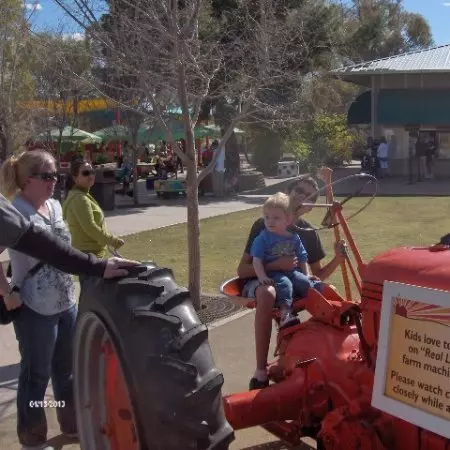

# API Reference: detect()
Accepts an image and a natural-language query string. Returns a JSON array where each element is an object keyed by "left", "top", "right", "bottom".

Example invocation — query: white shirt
[
  {"left": 215, "top": 146, "right": 225, "bottom": 172},
  {"left": 9, "top": 196, "right": 77, "bottom": 315},
  {"left": 377, "top": 142, "right": 388, "bottom": 158}
]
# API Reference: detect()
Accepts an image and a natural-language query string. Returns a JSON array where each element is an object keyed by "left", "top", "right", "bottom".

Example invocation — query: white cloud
[
  {"left": 62, "top": 33, "right": 85, "bottom": 41},
  {"left": 25, "top": 2, "right": 43, "bottom": 11},
  {"left": 443, "top": 2, "right": 450, "bottom": 6}
]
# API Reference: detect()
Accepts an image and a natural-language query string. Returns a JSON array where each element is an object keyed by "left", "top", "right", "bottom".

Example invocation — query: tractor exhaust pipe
[{"left": 223, "top": 373, "right": 306, "bottom": 430}]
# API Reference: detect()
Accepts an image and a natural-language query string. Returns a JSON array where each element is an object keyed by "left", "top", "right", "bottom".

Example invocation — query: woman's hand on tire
[
  {"left": 103, "top": 257, "right": 139, "bottom": 279},
  {"left": 115, "top": 239, "right": 125, "bottom": 249}
]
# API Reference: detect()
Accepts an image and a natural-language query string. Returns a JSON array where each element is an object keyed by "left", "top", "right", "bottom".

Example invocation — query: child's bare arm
[
  {"left": 253, "top": 257, "right": 273, "bottom": 285},
  {"left": 298, "top": 261, "right": 311, "bottom": 277}
]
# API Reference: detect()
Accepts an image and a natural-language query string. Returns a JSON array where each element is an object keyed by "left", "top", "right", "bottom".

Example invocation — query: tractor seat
[
  {"left": 220, "top": 277, "right": 347, "bottom": 318},
  {"left": 220, "top": 277, "right": 307, "bottom": 314}
]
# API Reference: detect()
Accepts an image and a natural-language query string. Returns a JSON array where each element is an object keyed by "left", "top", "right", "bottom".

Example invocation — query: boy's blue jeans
[
  {"left": 267, "top": 270, "right": 324, "bottom": 308},
  {"left": 13, "top": 304, "right": 78, "bottom": 446}
]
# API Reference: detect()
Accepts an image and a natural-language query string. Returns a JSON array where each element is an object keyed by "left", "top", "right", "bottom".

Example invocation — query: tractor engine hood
[{"left": 363, "top": 245, "right": 450, "bottom": 292}]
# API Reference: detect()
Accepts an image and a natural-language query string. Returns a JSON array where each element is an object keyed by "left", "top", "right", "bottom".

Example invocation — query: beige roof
[{"left": 333, "top": 44, "right": 450, "bottom": 76}]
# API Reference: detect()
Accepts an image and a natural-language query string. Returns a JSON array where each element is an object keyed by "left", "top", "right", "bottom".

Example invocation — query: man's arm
[
  {"left": 0, "top": 194, "right": 30, "bottom": 248},
  {"left": 12, "top": 223, "right": 107, "bottom": 277},
  {"left": 309, "top": 241, "right": 344, "bottom": 280},
  {"left": 2, "top": 193, "right": 136, "bottom": 278},
  {"left": 298, "top": 261, "right": 311, "bottom": 277}
]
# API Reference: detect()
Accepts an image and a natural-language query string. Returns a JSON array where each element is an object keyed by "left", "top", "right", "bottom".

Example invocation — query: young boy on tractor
[{"left": 250, "top": 192, "right": 324, "bottom": 329}]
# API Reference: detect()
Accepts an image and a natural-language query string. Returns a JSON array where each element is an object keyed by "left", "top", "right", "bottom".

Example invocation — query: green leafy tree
[
  {"left": 284, "top": 113, "right": 363, "bottom": 169},
  {"left": 0, "top": 0, "right": 35, "bottom": 160},
  {"left": 343, "top": 0, "right": 433, "bottom": 62}
]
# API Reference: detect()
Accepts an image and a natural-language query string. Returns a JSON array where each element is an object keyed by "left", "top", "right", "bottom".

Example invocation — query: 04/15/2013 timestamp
[{"left": 29, "top": 400, "right": 66, "bottom": 408}]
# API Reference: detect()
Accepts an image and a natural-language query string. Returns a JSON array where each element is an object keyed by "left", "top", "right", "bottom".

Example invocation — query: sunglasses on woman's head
[
  {"left": 31, "top": 172, "right": 58, "bottom": 182},
  {"left": 291, "top": 185, "right": 317, "bottom": 199}
]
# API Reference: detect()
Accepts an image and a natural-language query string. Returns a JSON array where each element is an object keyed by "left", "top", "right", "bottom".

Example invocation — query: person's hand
[
  {"left": 273, "top": 256, "right": 298, "bottom": 271},
  {"left": 4, "top": 291, "right": 22, "bottom": 311},
  {"left": 259, "top": 276, "right": 274, "bottom": 286},
  {"left": 103, "top": 257, "right": 140, "bottom": 279},
  {"left": 316, "top": 166, "right": 333, "bottom": 182},
  {"left": 115, "top": 239, "right": 125, "bottom": 249},
  {"left": 308, "top": 275, "right": 321, "bottom": 282}
]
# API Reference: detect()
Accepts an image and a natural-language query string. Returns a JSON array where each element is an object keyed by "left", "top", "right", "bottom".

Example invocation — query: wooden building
[{"left": 333, "top": 44, "right": 450, "bottom": 176}]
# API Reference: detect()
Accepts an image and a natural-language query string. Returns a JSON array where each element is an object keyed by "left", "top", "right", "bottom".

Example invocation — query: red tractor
[{"left": 73, "top": 170, "right": 450, "bottom": 449}]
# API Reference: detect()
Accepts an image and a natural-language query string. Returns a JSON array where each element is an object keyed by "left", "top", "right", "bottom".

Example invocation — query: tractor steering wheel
[{"left": 292, "top": 173, "right": 378, "bottom": 233}]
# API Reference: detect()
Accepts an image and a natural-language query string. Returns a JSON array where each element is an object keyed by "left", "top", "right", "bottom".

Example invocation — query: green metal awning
[
  {"left": 347, "top": 91, "right": 371, "bottom": 125},
  {"left": 347, "top": 89, "right": 450, "bottom": 126}
]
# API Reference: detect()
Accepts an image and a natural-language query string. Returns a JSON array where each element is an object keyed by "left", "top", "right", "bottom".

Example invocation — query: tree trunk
[
  {"left": 175, "top": 32, "right": 202, "bottom": 309},
  {"left": 132, "top": 140, "right": 139, "bottom": 206},
  {"left": 185, "top": 160, "right": 201, "bottom": 310},
  {"left": 0, "top": 128, "right": 8, "bottom": 163},
  {"left": 0, "top": 117, "right": 13, "bottom": 162}
]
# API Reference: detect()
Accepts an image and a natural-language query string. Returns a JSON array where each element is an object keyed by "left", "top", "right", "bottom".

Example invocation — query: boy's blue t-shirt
[{"left": 250, "top": 229, "right": 308, "bottom": 264}]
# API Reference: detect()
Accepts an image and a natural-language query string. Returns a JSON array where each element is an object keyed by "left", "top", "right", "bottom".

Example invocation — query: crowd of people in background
[
  {"left": 360, "top": 133, "right": 438, "bottom": 182},
  {"left": 361, "top": 136, "right": 391, "bottom": 179}
]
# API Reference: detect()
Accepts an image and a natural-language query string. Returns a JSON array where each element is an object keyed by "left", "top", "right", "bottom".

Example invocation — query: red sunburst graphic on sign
[{"left": 393, "top": 297, "right": 450, "bottom": 327}]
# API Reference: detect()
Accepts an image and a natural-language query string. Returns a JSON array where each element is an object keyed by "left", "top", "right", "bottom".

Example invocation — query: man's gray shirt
[{"left": 0, "top": 193, "right": 30, "bottom": 248}]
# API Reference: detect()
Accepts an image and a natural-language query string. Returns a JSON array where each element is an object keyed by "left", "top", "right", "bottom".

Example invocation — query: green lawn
[{"left": 119, "top": 197, "right": 450, "bottom": 294}]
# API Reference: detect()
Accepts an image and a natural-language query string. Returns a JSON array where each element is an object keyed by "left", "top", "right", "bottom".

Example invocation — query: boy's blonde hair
[
  {"left": 263, "top": 192, "right": 291, "bottom": 214},
  {"left": 0, "top": 150, "right": 55, "bottom": 199}
]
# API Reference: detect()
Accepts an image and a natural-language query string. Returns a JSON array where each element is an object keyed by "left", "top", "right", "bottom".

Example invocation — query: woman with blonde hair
[{"left": 0, "top": 150, "right": 77, "bottom": 450}]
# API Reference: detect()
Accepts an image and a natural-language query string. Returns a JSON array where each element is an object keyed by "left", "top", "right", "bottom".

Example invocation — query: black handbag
[{"left": 0, "top": 262, "right": 44, "bottom": 325}]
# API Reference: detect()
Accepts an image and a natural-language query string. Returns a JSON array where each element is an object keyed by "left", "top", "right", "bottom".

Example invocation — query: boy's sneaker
[
  {"left": 280, "top": 312, "right": 300, "bottom": 329},
  {"left": 21, "top": 445, "right": 55, "bottom": 450},
  {"left": 249, "top": 377, "right": 269, "bottom": 390}
]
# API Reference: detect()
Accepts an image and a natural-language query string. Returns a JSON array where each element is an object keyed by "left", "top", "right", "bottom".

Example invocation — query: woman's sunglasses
[
  {"left": 291, "top": 185, "right": 318, "bottom": 200},
  {"left": 31, "top": 172, "right": 58, "bottom": 182},
  {"left": 81, "top": 169, "right": 94, "bottom": 177}
]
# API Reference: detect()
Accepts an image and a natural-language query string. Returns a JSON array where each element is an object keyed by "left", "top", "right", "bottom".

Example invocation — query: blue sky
[
  {"left": 27, "top": 0, "right": 449, "bottom": 46},
  {"left": 403, "top": 0, "right": 449, "bottom": 46}
]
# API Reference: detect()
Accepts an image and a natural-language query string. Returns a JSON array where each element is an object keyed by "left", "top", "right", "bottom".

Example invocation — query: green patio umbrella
[
  {"left": 93, "top": 125, "right": 133, "bottom": 142},
  {"left": 141, "top": 123, "right": 223, "bottom": 143},
  {"left": 32, "top": 126, "right": 102, "bottom": 144},
  {"left": 93, "top": 124, "right": 154, "bottom": 144}
]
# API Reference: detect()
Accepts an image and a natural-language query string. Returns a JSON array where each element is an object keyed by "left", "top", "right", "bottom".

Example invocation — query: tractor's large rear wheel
[{"left": 73, "top": 263, "right": 234, "bottom": 450}]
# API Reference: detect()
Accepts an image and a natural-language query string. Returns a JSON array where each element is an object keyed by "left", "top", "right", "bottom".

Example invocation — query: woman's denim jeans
[{"left": 13, "top": 304, "right": 78, "bottom": 446}]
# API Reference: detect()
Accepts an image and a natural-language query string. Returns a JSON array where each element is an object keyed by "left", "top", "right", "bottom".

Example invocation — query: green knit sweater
[{"left": 62, "top": 187, "right": 121, "bottom": 259}]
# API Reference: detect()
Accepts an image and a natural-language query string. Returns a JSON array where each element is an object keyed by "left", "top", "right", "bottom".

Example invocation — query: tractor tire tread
[{"left": 75, "top": 266, "right": 234, "bottom": 450}]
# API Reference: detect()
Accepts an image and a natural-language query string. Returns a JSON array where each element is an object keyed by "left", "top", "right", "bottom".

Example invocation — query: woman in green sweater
[{"left": 63, "top": 159, "right": 124, "bottom": 259}]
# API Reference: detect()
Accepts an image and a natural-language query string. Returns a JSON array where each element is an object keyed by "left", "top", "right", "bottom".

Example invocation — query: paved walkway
[{"left": 0, "top": 311, "right": 314, "bottom": 450}]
